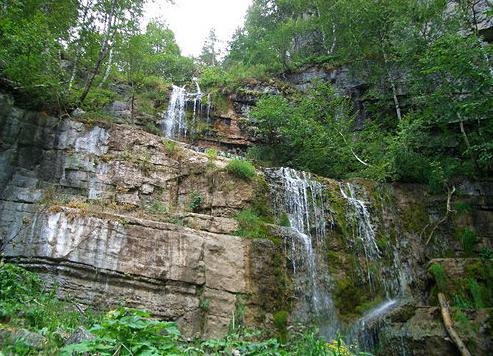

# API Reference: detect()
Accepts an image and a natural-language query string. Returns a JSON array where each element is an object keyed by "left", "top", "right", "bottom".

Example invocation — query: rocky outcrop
[
  {"left": 2, "top": 92, "right": 493, "bottom": 351},
  {"left": 0, "top": 92, "right": 283, "bottom": 338}
]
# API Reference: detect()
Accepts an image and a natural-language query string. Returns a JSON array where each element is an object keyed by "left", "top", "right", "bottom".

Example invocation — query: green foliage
[
  {"left": 468, "top": 278, "right": 484, "bottom": 309},
  {"left": 279, "top": 212, "right": 291, "bottom": 227},
  {"left": 0, "top": 263, "right": 99, "bottom": 354},
  {"left": 429, "top": 263, "right": 447, "bottom": 292},
  {"left": 452, "top": 310, "right": 470, "bottom": 334},
  {"left": 225, "top": 159, "right": 257, "bottom": 181},
  {"left": 164, "top": 140, "right": 177, "bottom": 156},
  {"left": 457, "top": 227, "right": 477, "bottom": 256},
  {"left": 146, "top": 201, "right": 167, "bottom": 215},
  {"left": 480, "top": 247, "right": 493, "bottom": 260},
  {"left": 234, "top": 209, "right": 272, "bottom": 240},
  {"left": 61, "top": 308, "right": 182, "bottom": 356},
  {"left": 273, "top": 311, "right": 289, "bottom": 344},
  {"left": 188, "top": 191, "right": 204, "bottom": 212},
  {"left": 452, "top": 293, "right": 474, "bottom": 309},
  {"left": 251, "top": 82, "right": 383, "bottom": 179},
  {"left": 206, "top": 148, "right": 218, "bottom": 161},
  {"left": 1, "top": 264, "right": 369, "bottom": 355}
]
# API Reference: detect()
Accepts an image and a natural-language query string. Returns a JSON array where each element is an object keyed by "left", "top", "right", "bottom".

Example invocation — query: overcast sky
[{"left": 144, "top": 0, "right": 252, "bottom": 57}]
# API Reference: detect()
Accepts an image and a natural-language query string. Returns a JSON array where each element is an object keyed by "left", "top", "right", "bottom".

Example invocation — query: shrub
[
  {"left": 163, "top": 140, "right": 178, "bottom": 157},
  {"left": 206, "top": 148, "right": 218, "bottom": 161},
  {"left": 61, "top": 308, "right": 182, "bottom": 355},
  {"left": 458, "top": 227, "right": 477, "bottom": 256},
  {"left": 188, "top": 191, "right": 204, "bottom": 212},
  {"left": 273, "top": 311, "right": 289, "bottom": 344},
  {"left": 429, "top": 263, "right": 447, "bottom": 292},
  {"left": 225, "top": 159, "right": 256, "bottom": 180}
]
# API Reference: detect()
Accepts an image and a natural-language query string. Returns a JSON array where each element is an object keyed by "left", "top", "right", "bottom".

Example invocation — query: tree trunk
[
  {"left": 69, "top": 0, "right": 93, "bottom": 91},
  {"left": 383, "top": 50, "right": 402, "bottom": 121},
  {"left": 79, "top": 0, "right": 117, "bottom": 105},
  {"left": 98, "top": 47, "right": 113, "bottom": 88},
  {"left": 438, "top": 293, "right": 472, "bottom": 356}
]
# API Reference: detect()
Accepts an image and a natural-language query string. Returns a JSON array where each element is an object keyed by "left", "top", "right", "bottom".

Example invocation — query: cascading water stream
[
  {"left": 340, "top": 182, "right": 413, "bottom": 353},
  {"left": 339, "top": 183, "right": 381, "bottom": 290},
  {"left": 265, "top": 167, "right": 339, "bottom": 338},
  {"left": 161, "top": 85, "right": 187, "bottom": 139},
  {"left": 160, "top": 81, "right": 211, "bottom": 139}
]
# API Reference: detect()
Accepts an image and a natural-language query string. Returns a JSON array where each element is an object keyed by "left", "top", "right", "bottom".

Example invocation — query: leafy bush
[
  {"left": 226, "top": 159, "right": 256, "bottom": 181},
  {"left": 206, "top": 148, "right": 218, "bottom": 161},
  {"left": 273, "top": 311, "right": 289, "bottom": 344},
  {"left": 458, "top": 227, "right": 477, "bottom": 256},
  {"left": 0, "top": 263, "right": 98, "bottom": 353},
  {"left": 429, "top": 263, "right": 447, "bottom": 292},
  {"left": 61, "top": 308, "right": 182, "bottom": 355},
  {"left": 188, "top": 191, "right": 204, "bottom": 212}
]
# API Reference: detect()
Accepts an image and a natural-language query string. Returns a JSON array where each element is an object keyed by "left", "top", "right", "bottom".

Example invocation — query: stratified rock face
[
  {"left": 5, "top": 209, "right": 262, "bottom": 339},
  {"left": 0, "top": 93, "right": 279, "bottom": 338},
  {"left": 2, "top": 92, "right": 493, "bottom": 351}
]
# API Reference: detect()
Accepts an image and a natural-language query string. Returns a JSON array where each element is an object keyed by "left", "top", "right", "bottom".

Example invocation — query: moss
[
  {"left": 333, "top": 277, "right": 373, "bottom": 323},
  {"left": 355, "top": 295, "right": 384, "bottom": 315},
  {"left": 279, "top": 212, "right": 290, "bottom": 227},
  {"left": 234, "top": 209, "right": 273, "bottom": 240},
  {"left": 251, "top": 175, "right": 274, "bottom": 223},
  {"left": 401, "top": 202, "right": 428, "bottom": 233}
]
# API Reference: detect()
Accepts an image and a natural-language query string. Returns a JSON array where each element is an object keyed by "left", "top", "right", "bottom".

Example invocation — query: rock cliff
[{"left": 1, "top": 92, "right": 492, "bottom": 354}]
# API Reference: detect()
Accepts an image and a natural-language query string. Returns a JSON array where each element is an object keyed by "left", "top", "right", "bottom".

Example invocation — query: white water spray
[{"left": 266, "top": 167, "right": 339, "bottom": 338}]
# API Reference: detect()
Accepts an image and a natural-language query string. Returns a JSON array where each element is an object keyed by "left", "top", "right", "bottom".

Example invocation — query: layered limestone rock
[
  {"left": 2, "top": 92, "right": 493, "bottom": 351},
  {"left": 0, "top": 93, "right": 281, "bottom": 338}
]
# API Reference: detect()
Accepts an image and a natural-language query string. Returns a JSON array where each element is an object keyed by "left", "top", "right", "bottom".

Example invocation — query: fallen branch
[{"left": 438, "top": 293, "right": 472, "bottom": 356}]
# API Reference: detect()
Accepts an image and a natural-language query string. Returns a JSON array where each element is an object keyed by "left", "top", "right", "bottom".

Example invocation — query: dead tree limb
[
  {"left": 438, "top": 293, "right": 472, "bottom": 356},
  {"left": 425, "top": 185, "right": 456, "bottom": 245}
]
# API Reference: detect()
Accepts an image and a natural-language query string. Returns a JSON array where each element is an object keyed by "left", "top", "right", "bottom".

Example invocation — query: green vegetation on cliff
[
  {"left": 226, "top": 0, "right": 493, "bottom": 187},
  {"left": 0, "top": 263, "right": 368, "bottom": 356}
]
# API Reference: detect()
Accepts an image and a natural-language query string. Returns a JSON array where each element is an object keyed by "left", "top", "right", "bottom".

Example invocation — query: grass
[
  {"left": 429, "top": 263, "right": 447, "bottom": 292},
  {"left": 225, "top": 159, "right": 256, "bottom": 181},
  {"left": 234, "top": 209, "right": 272, "bottom": 239}
]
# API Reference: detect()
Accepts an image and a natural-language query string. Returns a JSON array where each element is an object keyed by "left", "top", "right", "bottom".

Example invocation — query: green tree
[{"left": 200, "top": 28, "right": 220, "bottom": 67}]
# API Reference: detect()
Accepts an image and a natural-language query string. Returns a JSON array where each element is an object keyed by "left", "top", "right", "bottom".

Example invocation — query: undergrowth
[{"left": 0, "top": 263, "right": 370, "bottom": 355}]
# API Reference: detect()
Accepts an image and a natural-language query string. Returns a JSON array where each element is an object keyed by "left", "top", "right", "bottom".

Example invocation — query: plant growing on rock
[
  {"left": 225, "top": 159, "right": 256, "bottom": 181},
  {"left": 188, "top": 191, "right": 204, "bottom": 212},
  {"left": 429, "top": 263, "right": 447, "bottom": 292}
]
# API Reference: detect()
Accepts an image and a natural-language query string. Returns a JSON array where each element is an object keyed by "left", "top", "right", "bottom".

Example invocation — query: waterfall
[
  {"left": 340, "top": 182, "right": 413, "bottom": 353},
  {"left": 339, "top": 183, "right": 381, "bottom": 290},
  {"left": 339, "top": 182, "right": 411, "bottom": 297},
  {"left": 348, "top": 298, "right": 399, "bottom": 352},
  {"left": 265, "top": 167, "right": 339, "bottom": 338},
  {"left": 160, "top": 81, "right": 211, "bottom": 139},
  {"left": 161, "top": 85, "right": 187, "bottom": 139}
]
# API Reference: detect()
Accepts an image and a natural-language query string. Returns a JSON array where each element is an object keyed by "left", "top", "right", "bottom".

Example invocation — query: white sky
[{"left": 144, "top": 0, "right": 252, "bottom": 57}]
